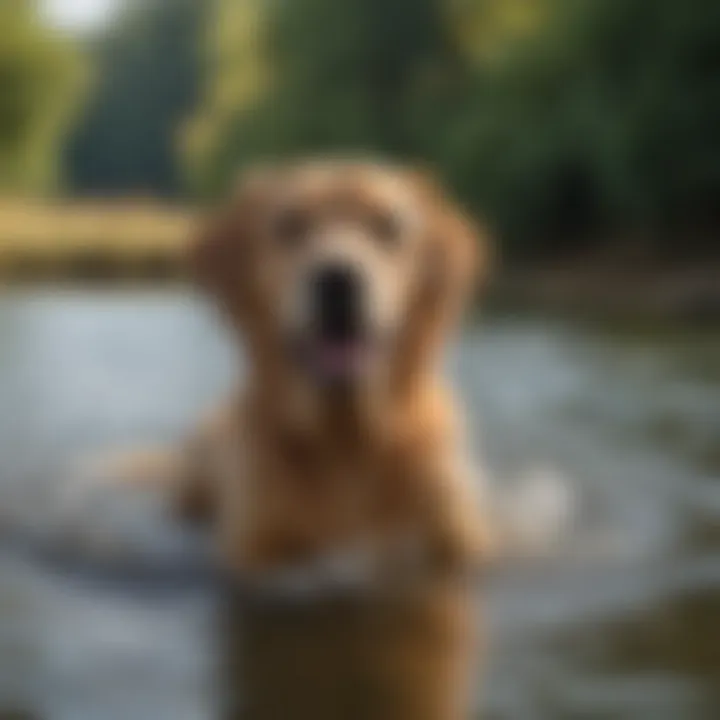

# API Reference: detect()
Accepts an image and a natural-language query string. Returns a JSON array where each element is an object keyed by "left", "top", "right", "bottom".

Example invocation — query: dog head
[{"left": 192, "top": 159, "right": 488, "bottom": 400}]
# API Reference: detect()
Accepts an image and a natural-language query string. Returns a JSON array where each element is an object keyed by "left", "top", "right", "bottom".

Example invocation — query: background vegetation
[
  {"left": 0, "top": 0, "right": 85, "bottom": 192},
  {"left": 0, "top": 0, "right": 718, "bottom": 269}
]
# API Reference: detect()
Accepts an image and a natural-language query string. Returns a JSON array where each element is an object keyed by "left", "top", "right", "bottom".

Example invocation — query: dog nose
[{"left": 312, "top": 264, "right": 363, "bottom": 341}]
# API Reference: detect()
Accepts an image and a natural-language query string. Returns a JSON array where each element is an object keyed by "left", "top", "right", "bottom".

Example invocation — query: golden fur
[
  {"left": 176, "top": 159, "right": 492, "bottom": 582},
  {"left": 84, "top": 159, "right": 493, "bottom": 719}
]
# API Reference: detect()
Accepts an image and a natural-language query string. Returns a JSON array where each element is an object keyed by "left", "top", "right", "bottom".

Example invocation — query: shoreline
[
  {"left": 487, "top": 265, "right": 720, "bottom": 326},
  {"left": 1, "top": 260, "right": 719, "bottom": 326}
]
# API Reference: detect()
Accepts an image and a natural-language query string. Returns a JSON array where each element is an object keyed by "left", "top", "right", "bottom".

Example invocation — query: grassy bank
[
  {"left": 0, "top": 199, "right": 193, "bottom": 281},
  {"left": 490, "top": 264, "right": 720, "bottom": 325},
  {"left": 1, "top": 199, "right": 718, "bottom": 324}
]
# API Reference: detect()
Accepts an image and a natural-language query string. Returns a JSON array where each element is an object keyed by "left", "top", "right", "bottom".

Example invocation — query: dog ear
[
  {"left": 425, "top": 182, "right": 489, "bottom": 323},
  {"left": 395, "top": 170, "right": 492, "bottom": 385},
  {"left": 189, "top": 204, "right": 239, "bottom": 297},
  {"left": 189, "top": 165, "right": 279, "bottom": 317}
]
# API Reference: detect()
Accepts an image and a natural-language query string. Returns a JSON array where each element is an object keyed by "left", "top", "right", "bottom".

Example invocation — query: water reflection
[
  {"left": 0, "top": 289, "right": 718, "bottom": 719},
  {"left": 221, "top": 581, "right": 476, "bottom": 720}
]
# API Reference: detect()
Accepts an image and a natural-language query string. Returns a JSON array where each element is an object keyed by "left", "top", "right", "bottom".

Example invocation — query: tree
[
  {"left": 183, "top": 0, "right": 464, "bottom": 194},
  {"left": 181, "top": 0, "right": 269, "bottom": 195},
  {"left": 185, "top": 0, "right": 720, "bottom": 259},
  {"left": 65, "top": 0, "right": 206, "bottom": 196},
  {"left": 438, "top": 0, "right": 720, "bottom": 257},
  {"left": 0, "top": 0, "right": 86, "bottom": 193}
]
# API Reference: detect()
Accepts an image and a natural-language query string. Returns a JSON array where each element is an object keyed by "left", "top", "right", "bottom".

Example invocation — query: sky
[{"left": 43, "top": 0, "right": 121, "bottom": 31}]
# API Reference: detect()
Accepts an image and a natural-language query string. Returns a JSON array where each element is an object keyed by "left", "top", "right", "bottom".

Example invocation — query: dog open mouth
[{"left": 291, "top": 335, "right": 378, "bottom": 385}]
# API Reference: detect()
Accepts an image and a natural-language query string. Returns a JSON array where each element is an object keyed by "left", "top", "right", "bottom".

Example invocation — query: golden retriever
[
  {"left": 46, "top": 158, "right": 493, "bottom": 719},
  {"left": 170, "top": 158, "right": 492, "bottom": 592}
]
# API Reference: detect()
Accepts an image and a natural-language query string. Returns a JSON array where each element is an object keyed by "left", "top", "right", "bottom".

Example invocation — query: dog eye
[
  {"left": 369, "top": 210, "right": 403, "bottom": 248},
  {"left": 273, "top": 207, "right": 310, "bottom": 248}
]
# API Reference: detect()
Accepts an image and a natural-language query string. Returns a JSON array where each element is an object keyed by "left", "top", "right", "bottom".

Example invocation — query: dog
[
  {"left": 24, "top": 158, "right": 493, "bottom": 718},
  {"left": 166, "top": 158, "right": 493, "bottom": 594},
  {"left": 173, "top": 158, "right": 494, "bottom": 719}
]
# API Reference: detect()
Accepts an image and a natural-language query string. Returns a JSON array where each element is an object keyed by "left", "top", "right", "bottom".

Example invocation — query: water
[{"left": 0, "top": 288, "right": 718, "bottom": 719}]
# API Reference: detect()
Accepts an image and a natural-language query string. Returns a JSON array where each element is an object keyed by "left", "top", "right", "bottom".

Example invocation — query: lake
[{"left": 0, "top": 288, "right": 718, "bottom": 719}]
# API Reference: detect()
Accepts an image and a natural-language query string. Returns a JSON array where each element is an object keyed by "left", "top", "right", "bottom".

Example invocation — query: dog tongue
[{"left": 316, "top": 341, "right": 364, "bottom": 377}]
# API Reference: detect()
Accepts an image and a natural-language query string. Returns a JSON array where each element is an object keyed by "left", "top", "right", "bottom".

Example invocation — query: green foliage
[
  {"left": 0, "top": 0, "right": 86, "bottom": 193},
  {"left": 181, "top": 0, "right": 269, "bottom": 195},
  {"left": 440, "top": 0, "right": 720, "bottom": 256},
  {"left": 183, "top": 0, "right": 719, "bottom": 258},
  {"left": 65, "top": 0, "right": 206, "bottom": 196},
  {"left": 8, "top": 0, "right": 705, "bottom": 259},
  {"left": 182, "top": 0, "right": 462, "bottom": 194}
]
